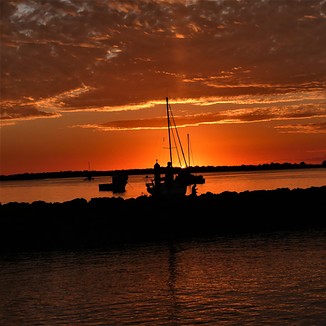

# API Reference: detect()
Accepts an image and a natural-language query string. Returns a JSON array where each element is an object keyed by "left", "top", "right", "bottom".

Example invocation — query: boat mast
[
  {"left": 187, "top": 133, "right": 190, "bottom": 167},
  {"left": 166, "top": 97, "right": 173, "bottom": 165}
]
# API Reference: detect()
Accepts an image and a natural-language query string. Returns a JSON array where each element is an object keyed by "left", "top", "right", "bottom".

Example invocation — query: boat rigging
[{"left": 146, "top": 97, "right": 204, "bottom": 197}]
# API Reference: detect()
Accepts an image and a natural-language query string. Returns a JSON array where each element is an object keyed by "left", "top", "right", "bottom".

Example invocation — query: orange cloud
[{"left": 1, "top": 0, "right": 325, "bottom": 125}]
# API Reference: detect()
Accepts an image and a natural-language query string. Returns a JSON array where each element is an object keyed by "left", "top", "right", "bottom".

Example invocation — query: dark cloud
[
  {"left": 1, "top": 0, "right": 326, "bottom": 122},
  {"left": 0, "top": 103, "right": 58, "bottom": 123},
  {"left": 275, "top": 121, "right": 326, "bottom": 134},
  {"left": 77, "top": 101, "right": 326, "bottom": 133}
]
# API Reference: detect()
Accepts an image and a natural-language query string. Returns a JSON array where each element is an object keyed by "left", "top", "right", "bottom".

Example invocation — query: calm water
[
  {"left": 1, "top": 168, "right": 326, "bottom": 204},
  {"left": 0, "top": 230, "right": 325, "bottom": 325}
]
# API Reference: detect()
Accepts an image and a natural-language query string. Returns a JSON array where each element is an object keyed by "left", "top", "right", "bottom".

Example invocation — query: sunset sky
[{"left": 1, "top": 0, "right": 326, "bottom": 175}]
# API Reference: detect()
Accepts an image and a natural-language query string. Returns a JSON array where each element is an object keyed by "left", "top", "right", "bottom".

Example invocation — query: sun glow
[{"left": 1, "top": 0, "right": 326, "bottom": 175}]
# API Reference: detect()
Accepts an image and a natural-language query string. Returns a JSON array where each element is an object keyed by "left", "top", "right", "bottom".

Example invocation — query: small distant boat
[
  {"left": 84, "top": 161, "right": 94, "bottom": 181},
  {"left": 99, "top": 173, "right": 128, "bottom": 193},
  {"left": 84, "top": 175, "right": 94, "bottom": 181}
]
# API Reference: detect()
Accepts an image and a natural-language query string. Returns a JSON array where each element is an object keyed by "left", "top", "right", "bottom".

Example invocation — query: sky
[{"left": 1, "top": 0, "right": 326, "bottom": 175}]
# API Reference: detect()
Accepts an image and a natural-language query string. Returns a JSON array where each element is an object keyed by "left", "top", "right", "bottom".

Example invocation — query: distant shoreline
[{"left": 1, "top": 162, "right": 325, "bottom": 181}]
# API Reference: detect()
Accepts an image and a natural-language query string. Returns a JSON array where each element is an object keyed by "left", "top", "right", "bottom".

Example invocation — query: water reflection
[
  {"left": 167, "top": 242, "right": 179, "bottom": 323},
  {"left": 0, "top": 231, "right": 326, "bottom": 325}
]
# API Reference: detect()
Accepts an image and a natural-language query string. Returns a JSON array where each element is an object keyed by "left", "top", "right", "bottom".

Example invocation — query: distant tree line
[{"left": 0, "top": 161, "right": 325, "bottom": 181}]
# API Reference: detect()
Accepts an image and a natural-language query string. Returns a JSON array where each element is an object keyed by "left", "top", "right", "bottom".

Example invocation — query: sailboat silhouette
[
  {"left": 146, "top": 97, "right": 204, "bottom": 196},
  {"left": 84, "top": 161, "right": 94, "bottom": 181}
]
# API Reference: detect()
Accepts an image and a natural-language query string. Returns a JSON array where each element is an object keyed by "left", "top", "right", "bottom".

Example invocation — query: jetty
[{"left": 0, "top": 186, "right": 325, "bottom": 252}]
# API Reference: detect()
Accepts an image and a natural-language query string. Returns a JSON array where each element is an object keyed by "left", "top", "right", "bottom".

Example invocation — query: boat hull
[
  {"left": 175, "top": 171, "right": 205, "bottom": 185},
  {"left": 146, "top": 182, "right": 187, "bottom": 197},
  {"left": 98, "top": 173, "right": 128, "bottom": 193},
  {"left": 98, "top": 183, "right": 127, "bottom": 193}
]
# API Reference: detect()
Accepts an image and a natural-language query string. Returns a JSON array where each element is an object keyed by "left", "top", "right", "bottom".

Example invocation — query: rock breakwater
[{"left": 1, "top": 186, "right": 325, "bottom": 252}]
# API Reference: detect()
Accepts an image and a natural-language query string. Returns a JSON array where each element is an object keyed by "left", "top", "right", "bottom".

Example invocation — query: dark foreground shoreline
[{"left": 1, "top": 186, "right": 325, "bottom": 252}]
